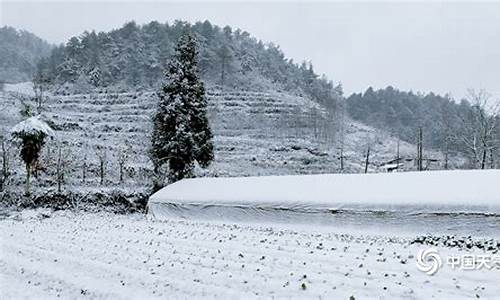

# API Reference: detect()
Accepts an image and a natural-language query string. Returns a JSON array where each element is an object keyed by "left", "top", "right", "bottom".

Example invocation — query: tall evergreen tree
[{"left": 150, "top": 30, "right": 214, "bottom": 184}]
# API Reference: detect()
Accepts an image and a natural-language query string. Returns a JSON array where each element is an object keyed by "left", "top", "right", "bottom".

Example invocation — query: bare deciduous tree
[
  {"left": 55, "top": 143, "right": 71, "bottom": 193},
  {"left": 308, "top": 106, "right": 320, "bottom": 140},
  {"left": 82, "top": 153, "right": 88, "bottom": 184},
  {"left": 76, "top": 141, "right": 89, "bottom": 184},
  {"left": 455, "top": 89, "right": 500, "bottom": 169},
  {"left": 95, "top": 145, "right": 108, "bottom": 185},
  {"left": 33, "top": 72, "right": 49, "bottom": 111},
  {"left": 116, "top": 145, "right": 132, "bottom": 183},
  {"left": 320, "top": 110, "right": 336, "bottom": 147},
  {"left": 439, "top": 100, "right": 455, "bottom": 170},
  {"left": 0, "top": 135, "right": 11, "bottom": 192},
  {"left": 335, "top": 100, "right": 347, "bottom": 172}
]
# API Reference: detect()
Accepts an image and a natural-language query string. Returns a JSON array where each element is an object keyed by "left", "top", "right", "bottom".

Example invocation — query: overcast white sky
[{"left": 2, "top": 1, "right": 500, "bottom": 98}]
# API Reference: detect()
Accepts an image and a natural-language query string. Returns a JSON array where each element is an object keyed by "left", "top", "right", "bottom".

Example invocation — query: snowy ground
[{"left": 1, "top": 210, "right": 498, "bottom": 299}]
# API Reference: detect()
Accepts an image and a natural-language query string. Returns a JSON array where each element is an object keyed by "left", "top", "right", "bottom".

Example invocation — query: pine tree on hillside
[
  {"left": 36, "top": 21, "right": 343, "bottom": 107},
  {"left": 150, "top": 30, "right": 214, "bottom": 184}
]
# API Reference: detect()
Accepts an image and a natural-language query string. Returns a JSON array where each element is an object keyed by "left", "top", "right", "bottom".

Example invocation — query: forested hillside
[
  {"left": 347, "top": 87, "right": 457, "bottom": 148},
  {"left": 347, "top": 86, "right": 500, "bottom": 168},
  {"left": 0, "top": 26, "right": 52, "bottom": 83},
  {"left": 35, "top": 20, "right": 342, "bottom": 109}
]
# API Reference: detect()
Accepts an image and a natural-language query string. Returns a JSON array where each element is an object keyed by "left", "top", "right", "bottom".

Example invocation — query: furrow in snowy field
[
  {"left": 1, "top": 230, "right": 241, "bottom": 298},
  {"left": 0, "top": 261, "right": 59, "bottom": 299},
  {"left": 1, "top": 212, "right": 499, "bottom": 299}
]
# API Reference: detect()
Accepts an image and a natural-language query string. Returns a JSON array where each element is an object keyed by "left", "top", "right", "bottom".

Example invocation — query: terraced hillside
[{"left": 1, "top": 83, "right": 433, "bottom": 192}]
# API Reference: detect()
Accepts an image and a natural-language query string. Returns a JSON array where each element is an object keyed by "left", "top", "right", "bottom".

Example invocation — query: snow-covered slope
[
  {"left": 3, "top": 82, "right": 35, "bottom": 97},
  {"left": 149, "top": 170, "right": 500, "bottom": 217},
  {"left": 0, "top": 84, "right": 430, "bottom": 191}
]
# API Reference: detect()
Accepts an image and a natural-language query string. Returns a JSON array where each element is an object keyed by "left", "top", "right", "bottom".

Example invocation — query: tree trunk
[
  {"left": 444, "top": 151, "right": 449, "bottom": 170},
  {"left": 221, "top": 58, "right": 226, "bottom": 92},
  {"left": 311, "top": 109, "right": 318, "bottom": 140},
  {"left": 340, "top": 147, "right": 344, "bottom": 172},
  {"left": 396, "top": 140, "right": 400, "bottom": 172},
  {"left": 1, "top": 139, "right": 6, "bottom": 192},
  {"left": 481, "top": 147, "right": 487, "bottom": 170},
  {"left": 120, "top": 164, "right": 124, "bottom": 183},
  {"left": 33, "top": 161, "right": 38, "bottom": 178},
  {"left": 57, "top": 147, "right": 62, "bottom": 193},
  {"left": 57, "top": 175, "right": 61, "bottom": 193},
  {"left": 490, "top": 149, "right": 495, "bottom": 169},
  {"left": 364, "top": 146, "right": 370, "bottom": 174},
  {"left": 396, "top": 140, "right": 400, "bottom": 161},
  {"left": 100, "top": 160, "right": 104, "bottom": 185},
  {"left": 25, "top": 164, "right": 31, "bottom": 196},
  {"left": 82, "top": 161, "right": 86, "bottom": 184}
]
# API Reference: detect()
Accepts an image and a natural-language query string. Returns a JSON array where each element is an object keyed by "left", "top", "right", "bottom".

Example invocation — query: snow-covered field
[{"left": 1, "top": 210, "right": 499, "bottom": 299}]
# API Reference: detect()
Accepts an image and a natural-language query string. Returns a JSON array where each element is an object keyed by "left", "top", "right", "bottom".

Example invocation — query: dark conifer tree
[{"left": 150, "top": 30, "right": 213, "bottom": 183}]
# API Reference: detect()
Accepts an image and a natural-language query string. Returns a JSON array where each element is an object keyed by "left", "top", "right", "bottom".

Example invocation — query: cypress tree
[{"left": 151, "top": 30, "right": 214, "bottom": 184}]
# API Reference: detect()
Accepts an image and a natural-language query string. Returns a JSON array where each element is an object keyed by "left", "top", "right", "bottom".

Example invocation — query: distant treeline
[
  {"left": 347, "top": 86, "right": 500, "bottom": 166},
  {"left": 0, "top": 26, "right": 52, "bottom": 83},
  {"left": 35, "top": 20, "right": 342, "bottom": 109}
]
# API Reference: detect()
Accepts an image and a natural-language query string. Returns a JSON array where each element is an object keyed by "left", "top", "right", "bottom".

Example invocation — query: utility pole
[
  {"left": 339, "top": 145, "right": 345, "bottom": 173},
  {"left": 444, "top": 141, "right": 449, "bottom": 170},
  {"left": 396, "top": 139, "right": 400, "bottom": 171},
  {"left": 417, "top": 127, "right": 423, "bottom": 171},
  {"left": 364, "top": 146, "right": 370, "bottom": 174}
]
